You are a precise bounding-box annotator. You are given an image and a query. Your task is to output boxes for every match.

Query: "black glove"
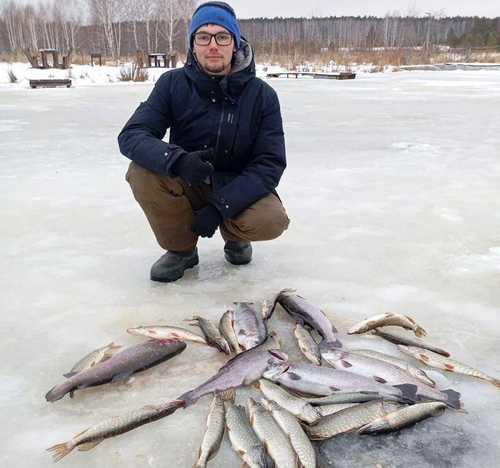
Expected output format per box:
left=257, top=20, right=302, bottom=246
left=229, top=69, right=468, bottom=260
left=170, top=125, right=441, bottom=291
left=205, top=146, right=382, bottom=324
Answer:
left=192, top=205, right=222, bottom=238
left=173, top=149, right=214, bottom=185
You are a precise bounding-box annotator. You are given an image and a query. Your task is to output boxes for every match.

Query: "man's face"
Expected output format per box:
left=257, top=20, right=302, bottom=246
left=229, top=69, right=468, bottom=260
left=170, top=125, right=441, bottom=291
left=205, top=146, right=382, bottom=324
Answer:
left=193, top=24, right=235, bottom=76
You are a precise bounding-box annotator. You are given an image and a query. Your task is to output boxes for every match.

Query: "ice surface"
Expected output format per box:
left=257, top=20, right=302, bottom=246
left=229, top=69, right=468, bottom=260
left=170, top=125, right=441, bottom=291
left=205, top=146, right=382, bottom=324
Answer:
left=1, top=70, right=499, bottom=467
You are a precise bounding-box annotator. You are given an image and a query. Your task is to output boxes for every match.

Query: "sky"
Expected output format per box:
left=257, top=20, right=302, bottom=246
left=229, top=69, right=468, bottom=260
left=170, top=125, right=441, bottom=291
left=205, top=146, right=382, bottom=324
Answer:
left=221, top=0, right=500, bottom=18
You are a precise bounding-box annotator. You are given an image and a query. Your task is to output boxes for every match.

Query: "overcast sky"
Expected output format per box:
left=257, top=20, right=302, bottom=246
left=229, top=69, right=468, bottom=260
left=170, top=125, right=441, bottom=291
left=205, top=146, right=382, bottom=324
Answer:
left=221, top=0, right=500, bottom=18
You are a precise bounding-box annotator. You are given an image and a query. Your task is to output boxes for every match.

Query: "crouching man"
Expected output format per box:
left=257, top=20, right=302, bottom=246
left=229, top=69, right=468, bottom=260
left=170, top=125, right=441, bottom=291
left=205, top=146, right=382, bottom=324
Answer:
left=118, top=1, right=289, bottom=282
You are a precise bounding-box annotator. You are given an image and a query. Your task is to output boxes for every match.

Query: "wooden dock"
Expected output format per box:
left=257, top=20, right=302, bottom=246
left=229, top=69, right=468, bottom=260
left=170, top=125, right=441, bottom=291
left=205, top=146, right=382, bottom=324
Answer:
left=29, top=79, right=72, bottom=89
left=266, top=71, right=356, bottom=80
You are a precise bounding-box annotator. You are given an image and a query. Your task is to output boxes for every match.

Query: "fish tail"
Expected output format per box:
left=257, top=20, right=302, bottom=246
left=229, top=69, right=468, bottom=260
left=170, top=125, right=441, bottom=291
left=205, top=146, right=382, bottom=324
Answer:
left=393, top=383, right=418, bottom=403
left=491, top=379, right=500, bottom=389
left=415, top=326, right=427, bottom=337
left=46, top=441, right=74, bottom=462
left=443, top=389, right=462, bottom=409
left=219, top=388, right=236, bottom=402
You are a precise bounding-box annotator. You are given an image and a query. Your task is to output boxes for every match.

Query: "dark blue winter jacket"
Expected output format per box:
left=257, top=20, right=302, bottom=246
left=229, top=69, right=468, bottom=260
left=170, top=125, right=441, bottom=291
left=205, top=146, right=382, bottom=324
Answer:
left=118, top=39, right=286, bottom=220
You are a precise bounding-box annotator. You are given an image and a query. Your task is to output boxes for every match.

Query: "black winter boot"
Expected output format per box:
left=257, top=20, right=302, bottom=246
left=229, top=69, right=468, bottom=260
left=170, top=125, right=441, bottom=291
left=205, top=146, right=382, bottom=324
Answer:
left=224, top=241, right=252, bottom=265
left=150, top=248, right=199, bottom=282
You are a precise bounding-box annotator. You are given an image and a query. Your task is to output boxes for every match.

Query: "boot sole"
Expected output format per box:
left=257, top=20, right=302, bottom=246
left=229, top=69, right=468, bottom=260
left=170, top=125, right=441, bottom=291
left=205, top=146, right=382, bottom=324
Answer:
left=224, top=252, right=252, bottom=266
left=150, top=255, right=199, bottom=283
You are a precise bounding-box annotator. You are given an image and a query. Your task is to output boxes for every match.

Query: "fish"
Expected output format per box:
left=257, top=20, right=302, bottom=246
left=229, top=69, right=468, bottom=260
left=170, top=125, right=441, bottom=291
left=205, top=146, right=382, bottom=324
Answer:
left=46, top=399, right=183, bottom=461
left=398, top=345, right=500, bottom=389
left=277, top=289, right=339, bottom=346
left=321, top=348, right=461, bottom=409
left=305, top=400, right=402, bottom=440
left=353, top=349, right=436, bottom=387
left=233, top=302, right=268, bottom=351
left=261, top=398, right=316, bottom=468
left=178, top=343, right=288, bottom=407
left=358, top=401, right=447, bottom=434
left=247, top=398, right=298, bottom=467
left=194, top=392, right=232, bottom=468
left=261, top=290, right=283, bottom=320
left=263, top=362, right=418, bottom=403
left=186, top=316, right=231, bottom=354
left=45, top=340, right=187, bottom=402
left=336, top=333, right=402, bottom=357
left=303, top=393, right=387, bottom=405
left=373, top=329, right=450, bottom=357
left=317, top=403, right=359, bottom=417
left=294, top=323, right=321, bottom=365
left=64, top=342, right=122, bottom=378
left=225, top=402, right=272, bottom=468
left=256, top=379, right=321, bottom=424
left=127, top=325, right=207, bottom=345
left=348, top=313, right=427, bottom=337
left=219, top=310, right=242, bottom=354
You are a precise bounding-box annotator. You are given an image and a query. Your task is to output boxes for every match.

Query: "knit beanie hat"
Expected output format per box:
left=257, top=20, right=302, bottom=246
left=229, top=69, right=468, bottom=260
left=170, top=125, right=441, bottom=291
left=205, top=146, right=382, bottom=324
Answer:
left=189, top=2, right=241, bottom=49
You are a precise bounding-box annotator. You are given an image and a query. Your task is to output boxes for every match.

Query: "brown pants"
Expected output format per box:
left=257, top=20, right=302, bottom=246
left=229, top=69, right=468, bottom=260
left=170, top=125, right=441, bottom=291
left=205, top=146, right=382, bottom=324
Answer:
left=126, top=162, right=290, bottom=252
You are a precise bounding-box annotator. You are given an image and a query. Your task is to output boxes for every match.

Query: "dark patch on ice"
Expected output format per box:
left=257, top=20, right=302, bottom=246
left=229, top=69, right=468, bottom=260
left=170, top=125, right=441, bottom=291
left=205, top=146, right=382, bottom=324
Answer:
left=316, top=419, right=473, bottom=468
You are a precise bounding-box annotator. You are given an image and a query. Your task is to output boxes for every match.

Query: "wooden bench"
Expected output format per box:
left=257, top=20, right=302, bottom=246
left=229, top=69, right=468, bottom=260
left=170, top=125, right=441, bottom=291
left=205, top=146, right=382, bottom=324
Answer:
left=29, top=79, right=72, bottom=89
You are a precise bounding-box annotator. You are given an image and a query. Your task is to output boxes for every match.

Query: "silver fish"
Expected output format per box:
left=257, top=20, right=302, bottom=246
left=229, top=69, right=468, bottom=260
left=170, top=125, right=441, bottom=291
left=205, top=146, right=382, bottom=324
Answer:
left=47, top=399, right=183, bottom=461
left=348, top=313, right=427, bottom=337
left=398, top=345, right=500, bottom=389
left=46, top=341, right=187, bottom=402
left=277, top=289, right=339, bottom=345
left=219, top=310, right=242, bottom=354
left=358, top=401, right=447, bottom=434
left=225, top=402, right=272, bottom=468
left=336, top=333, right=402, bottom=357
left=178, top=343, right=288, bottom=407
left=65, top=342, right=122, bottom=378
left=263, top=362, right=417, bottom=403
left=233, top=302, right=268, bottom=351
left=256, top=379, right=321, bottom=424
left=186, top=315, right=231, bottom=354
left=294, top=323, right=321, bottom=365
left=353, top=349, right=436, bottom=387
left=317, top=403, right=359, bottom=417
left=127, top=325, right=207, bottom=344
left=321, top=348, right=461, bottom=409
left=305, top=400, right=402, bottom=440
left=247, top=398, right=298, bottom=468
left=261, top=398, right=316, bottom=468
left=303, top=393, right=387, bottom=405
left=373, top=329, right=450, bottom=357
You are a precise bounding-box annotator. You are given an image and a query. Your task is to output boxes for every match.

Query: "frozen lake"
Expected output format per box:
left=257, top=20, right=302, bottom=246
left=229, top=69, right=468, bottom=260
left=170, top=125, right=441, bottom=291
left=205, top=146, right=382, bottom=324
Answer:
left=1, top=70, right=500, bottom=467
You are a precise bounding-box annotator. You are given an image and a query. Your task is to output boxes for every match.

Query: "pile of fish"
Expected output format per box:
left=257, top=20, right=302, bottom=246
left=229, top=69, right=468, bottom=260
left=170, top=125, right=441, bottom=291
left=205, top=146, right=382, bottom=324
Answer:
left=45, top=290, right=500, bottom=466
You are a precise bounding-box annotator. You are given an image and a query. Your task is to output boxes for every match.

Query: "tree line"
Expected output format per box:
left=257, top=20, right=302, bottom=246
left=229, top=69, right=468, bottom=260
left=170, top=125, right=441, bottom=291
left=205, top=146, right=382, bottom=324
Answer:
left=0, top=0, right=499, bottom=61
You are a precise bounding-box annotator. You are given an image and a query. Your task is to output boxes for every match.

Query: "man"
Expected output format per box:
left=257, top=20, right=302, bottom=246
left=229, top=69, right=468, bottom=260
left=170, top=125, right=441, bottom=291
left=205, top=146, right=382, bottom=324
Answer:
left=118, top=1, right=289, bottom=283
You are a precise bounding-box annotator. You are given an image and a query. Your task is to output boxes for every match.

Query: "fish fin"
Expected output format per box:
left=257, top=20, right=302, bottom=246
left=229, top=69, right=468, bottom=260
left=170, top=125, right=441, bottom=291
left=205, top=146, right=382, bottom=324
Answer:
left=69, top=391, right=74, bottom=398
left=340, top=359, right=353, bottom=368
left=491, top=379, right=500, bottom=389
left=220, top=388, right=236, bottom=402
left=46, top=442, right=74, bottom=462
left=373, top=376, right=387, bottom=384
left=111, top=371, right=133, bottom=383
left=63, top=372, right=78, bottom=379
left=393, top=383, right=418, bottom=403
left=77, top=440, right=102, bottom=451
left=443, top=389, right=462, bottom=409
left=415, top=326, right=427, bottom=337
left=444, top=363, right=455, bottom=371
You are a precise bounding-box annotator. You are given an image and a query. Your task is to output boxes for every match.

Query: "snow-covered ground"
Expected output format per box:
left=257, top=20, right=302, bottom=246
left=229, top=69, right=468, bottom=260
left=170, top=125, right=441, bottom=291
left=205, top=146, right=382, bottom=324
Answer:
left=1, top=70, right=500, bottom=467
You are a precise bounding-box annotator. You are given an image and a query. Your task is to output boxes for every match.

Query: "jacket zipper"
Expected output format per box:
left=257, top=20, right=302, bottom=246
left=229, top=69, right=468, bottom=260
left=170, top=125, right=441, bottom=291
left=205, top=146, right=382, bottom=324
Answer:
left=214, top=101, right=226, bottom=167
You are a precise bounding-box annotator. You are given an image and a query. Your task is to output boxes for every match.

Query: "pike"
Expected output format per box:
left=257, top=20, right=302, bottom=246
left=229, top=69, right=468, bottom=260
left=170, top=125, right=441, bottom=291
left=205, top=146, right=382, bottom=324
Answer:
left=398, top=345, right=500, bottom=389
left=178, top=343, right=288, bottom=407
left=294, top=323, right=321, bottom=365
left=256, top=379, right=321, bottom=424
left=276, top=289, right=340, bottom=346
left=45, top=341, right=187, bottom=402
left=247, top=398, right=298, bottom=468
left=261, top=398, right=316, bottom=468
left=358, top=401, right=447, bottom=434
left=321, top=348, right=461, bottom=409
left=348, top=313, right=427, bottom=337
left=305, top=400, right=402, bottom=440
left=47, top=399, right=184, bottom=462
left=127, top=325, right=207, bottom=345
left=317, top=403, right=359, bottom=417
left=219, top=310, right=241, bottom=354
left=373, top=329, right=450, bottom=357
left=263, top=362, right=418, bottom=403
left=232, top=302, right=268, bottom=351
left=186, top=315, right=231, bottom=354
left=225, top=402, right=272, bottom=468
left=353, top=349, right=436, bottom=387
left=64, top=342, right=122, bottom=378
left=303, top=393, right=387, bottom=405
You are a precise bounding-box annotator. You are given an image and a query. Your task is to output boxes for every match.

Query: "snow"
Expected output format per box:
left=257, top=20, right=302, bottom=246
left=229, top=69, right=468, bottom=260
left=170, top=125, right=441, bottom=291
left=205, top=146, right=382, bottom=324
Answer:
left=1, top=68, right=499, bottom=467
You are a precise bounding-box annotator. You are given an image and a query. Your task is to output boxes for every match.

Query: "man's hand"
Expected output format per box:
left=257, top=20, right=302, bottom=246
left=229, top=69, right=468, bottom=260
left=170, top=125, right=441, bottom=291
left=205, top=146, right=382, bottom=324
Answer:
left=192, top=205, right=222, bottom=238
left=173, top=149, right=214, bottom=185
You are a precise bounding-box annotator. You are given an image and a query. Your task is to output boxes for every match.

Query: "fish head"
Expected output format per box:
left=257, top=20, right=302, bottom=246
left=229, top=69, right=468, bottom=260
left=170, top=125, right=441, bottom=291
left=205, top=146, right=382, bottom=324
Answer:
left=126, top=326, right=150, bottom=338
left=267, top=349, right=288, bottom=363
left=262, top=361, right=290, bottom=381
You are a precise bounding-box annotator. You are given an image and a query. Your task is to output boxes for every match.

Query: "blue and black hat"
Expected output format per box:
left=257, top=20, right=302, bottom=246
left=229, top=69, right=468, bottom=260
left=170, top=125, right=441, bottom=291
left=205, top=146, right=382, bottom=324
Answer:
left=189, top=1, right=241, bottom=49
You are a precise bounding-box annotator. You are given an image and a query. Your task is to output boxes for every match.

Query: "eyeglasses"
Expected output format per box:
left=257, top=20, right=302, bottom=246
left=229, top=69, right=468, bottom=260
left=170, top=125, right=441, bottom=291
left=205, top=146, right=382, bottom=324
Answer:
left=194, top=32, right=233, bottom=46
